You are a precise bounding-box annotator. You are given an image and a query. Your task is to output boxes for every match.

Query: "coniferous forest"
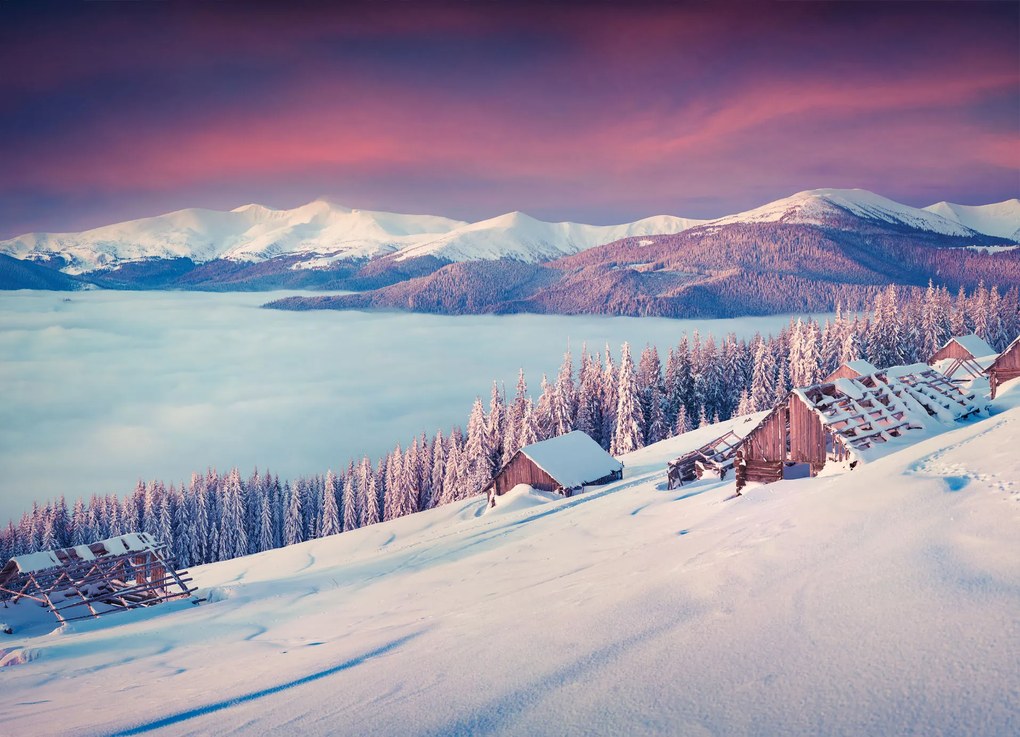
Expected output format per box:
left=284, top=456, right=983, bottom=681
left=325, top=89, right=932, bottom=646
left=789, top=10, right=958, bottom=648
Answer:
left=2, top=282, right=1017, bottom=571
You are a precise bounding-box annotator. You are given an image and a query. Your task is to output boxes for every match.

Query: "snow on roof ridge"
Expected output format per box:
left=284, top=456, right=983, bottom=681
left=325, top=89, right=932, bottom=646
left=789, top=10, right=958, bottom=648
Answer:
left=941, top=334, right=996, bottom=358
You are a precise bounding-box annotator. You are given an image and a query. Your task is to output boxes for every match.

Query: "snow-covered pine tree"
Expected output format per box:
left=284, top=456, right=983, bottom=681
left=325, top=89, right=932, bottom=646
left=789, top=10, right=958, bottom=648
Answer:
left=157, top=490, right=173, bottom=550
left=575, top=348, right=605, bottom=447
left=319, top=470, right=341, bottom=537
left=533, top=375, right=556, bottom=441
left=342, top=463, right=359, bottom=532
left=398, top=439, right=422, bottom=518
left=637, top=344, right=667, bottom=445
left=440, top=441, right=463, bottom=505
left=552, top=348, right=577, bottom=437
left=429, top=431, right=446, bottom=510
left=500, top=369, right=528, bottom=464
left=360, top=458, right=380, bottom=527
left=748, top=338, right=776, bottom=412
left=173, top=486, right=193, bottom=567
left=611, top=342, right=644, bottom=455
left=283, top=481, right=303, bottom=546
left=189, top=474, right=208, bottom=565
left=517, top=399, right=539, bottom=449
left=736, top=389, right=754, bottom=416
left=218, top=468, right=248, bottom=561
left=382, top=446, right=403, bottom=522
left=601, top=345, right=618, bottom=451
left=70, top=498, right=89, bottom=546
left=463, top=397, right=492, bottom=493
left=486, top=382, right=506, bottom=477
left=674, top=404, right=691, bottom=436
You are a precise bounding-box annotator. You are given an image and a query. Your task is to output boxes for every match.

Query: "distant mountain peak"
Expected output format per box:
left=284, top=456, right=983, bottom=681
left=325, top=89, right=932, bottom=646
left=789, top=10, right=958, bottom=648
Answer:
left=708, top=187, right=982, bottom=237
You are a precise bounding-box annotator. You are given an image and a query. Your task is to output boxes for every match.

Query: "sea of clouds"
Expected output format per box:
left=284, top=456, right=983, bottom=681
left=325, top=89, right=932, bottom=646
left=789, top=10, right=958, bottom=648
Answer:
left=0, top=290, right=813, bottom=522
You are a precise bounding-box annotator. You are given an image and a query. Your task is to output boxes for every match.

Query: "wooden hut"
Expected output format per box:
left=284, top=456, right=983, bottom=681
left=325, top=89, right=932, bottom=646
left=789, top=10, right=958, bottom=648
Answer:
left=988, top=335, right=1020, bottom=399
left=822, top=359, right=877, bottom=384
left=483, top=431, right=623, bottom=505
left=0, top=532, right=196, bottom=624
left=928, top=334, right=997, bottom=381
left=667, top=430, right=743, bottom=488
left=735, top=364, right=984, bottom=492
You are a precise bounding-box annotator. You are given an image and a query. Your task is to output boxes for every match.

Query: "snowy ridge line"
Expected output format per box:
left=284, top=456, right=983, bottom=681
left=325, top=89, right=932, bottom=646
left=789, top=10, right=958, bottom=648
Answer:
left=3, top=188, right=1017, bottom=275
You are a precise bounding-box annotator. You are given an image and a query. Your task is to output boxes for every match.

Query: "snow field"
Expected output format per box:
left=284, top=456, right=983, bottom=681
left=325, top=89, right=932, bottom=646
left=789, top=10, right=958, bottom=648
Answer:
left=1, top=400, right=1018, bottom=736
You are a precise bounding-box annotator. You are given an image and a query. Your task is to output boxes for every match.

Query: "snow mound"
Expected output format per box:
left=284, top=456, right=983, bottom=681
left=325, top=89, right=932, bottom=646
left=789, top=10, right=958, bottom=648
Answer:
left=484, top=484, right=561, bottom=515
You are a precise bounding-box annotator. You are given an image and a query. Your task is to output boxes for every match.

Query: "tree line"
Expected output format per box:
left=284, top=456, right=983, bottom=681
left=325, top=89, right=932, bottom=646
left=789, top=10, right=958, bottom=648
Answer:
left=2, top=281, right=1017, bottom=572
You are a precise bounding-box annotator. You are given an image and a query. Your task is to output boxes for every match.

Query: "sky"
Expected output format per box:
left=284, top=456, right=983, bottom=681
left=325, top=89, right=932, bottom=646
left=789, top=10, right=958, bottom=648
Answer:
left=0, top=0, right=1017, bottom=238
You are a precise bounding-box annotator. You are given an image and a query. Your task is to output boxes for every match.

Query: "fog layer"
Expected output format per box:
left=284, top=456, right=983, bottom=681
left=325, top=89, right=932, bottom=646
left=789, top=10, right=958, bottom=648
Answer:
left=0, top=291, right=807, bottom=521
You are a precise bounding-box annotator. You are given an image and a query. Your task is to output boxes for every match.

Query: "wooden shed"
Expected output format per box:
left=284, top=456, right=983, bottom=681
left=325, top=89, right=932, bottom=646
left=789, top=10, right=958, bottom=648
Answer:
left=929, top=334, right=997, bottom=381
left=0, top=532, right=196, bottom=624
left=735, top=364, right=984, bottom=492
left=988, top=335, right=1020, bottom=399
left=483, top=431, right=623, bottom=505
left=822, top=359, right=878, bottom=384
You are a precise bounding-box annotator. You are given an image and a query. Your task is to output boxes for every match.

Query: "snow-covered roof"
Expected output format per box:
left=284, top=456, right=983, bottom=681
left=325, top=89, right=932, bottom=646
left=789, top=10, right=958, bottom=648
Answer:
left=941, top=334, right=995, bottom=359
left=519, top=431, right=623, bottom=489
left=1, top=532, right=161, bottom=577
left=844, top=359, right=878, bottom=374
left=793, top=365, right=985, bottom=462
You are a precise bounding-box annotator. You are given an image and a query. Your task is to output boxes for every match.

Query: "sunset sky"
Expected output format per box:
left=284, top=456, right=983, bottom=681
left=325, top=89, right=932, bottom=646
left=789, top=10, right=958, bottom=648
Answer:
left=1, top=0, right=1017, bottom=238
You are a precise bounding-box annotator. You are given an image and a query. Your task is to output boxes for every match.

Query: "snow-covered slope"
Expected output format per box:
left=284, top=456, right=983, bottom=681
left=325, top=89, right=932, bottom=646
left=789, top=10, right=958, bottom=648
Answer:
left=709, top=188, right=987, bottom=237
left=923, top=199, right=1020, bottom=243
left=0, top=204, right=703, bottom=274
left=2, top=395, right=1018, bottom=736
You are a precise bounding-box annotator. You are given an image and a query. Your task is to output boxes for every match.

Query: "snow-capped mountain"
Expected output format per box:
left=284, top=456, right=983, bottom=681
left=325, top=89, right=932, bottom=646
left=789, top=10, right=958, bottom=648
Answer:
left=923, top=199, right=1020, bottom=243
left=706, top=188, right=989, bottom=237
left=395, top=211, right=706, bottom=262
left=2, top=188, right=1016, bottom=285
left=0, top=200, right=470, bottom=275
left=0, top=202, right=703, bottom=275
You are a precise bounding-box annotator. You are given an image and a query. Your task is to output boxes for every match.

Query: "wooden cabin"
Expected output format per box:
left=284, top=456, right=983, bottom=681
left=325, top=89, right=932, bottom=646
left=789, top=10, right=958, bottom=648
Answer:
left=822, top=359, right=877, bottom=384
left=735, top=364, right=984, bottom=492
left=483, top=431, right=623, bottom=505
left=0, top=532, right=196, bottom=624
left=988, top=335, right=1020, bottom=399
left=929, top=334, right=997, bottom=381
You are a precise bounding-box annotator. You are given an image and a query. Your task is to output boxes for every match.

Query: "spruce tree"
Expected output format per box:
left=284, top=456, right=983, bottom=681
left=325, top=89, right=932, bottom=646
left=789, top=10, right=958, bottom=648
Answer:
left=319, top=470, right=341, bottom=537
left=611, top=342, right=644, bottom=455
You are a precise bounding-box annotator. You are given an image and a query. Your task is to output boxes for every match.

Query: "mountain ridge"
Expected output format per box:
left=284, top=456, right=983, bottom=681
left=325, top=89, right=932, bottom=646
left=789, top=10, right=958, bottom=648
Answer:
left=3, top=188, right=1017, bottom=280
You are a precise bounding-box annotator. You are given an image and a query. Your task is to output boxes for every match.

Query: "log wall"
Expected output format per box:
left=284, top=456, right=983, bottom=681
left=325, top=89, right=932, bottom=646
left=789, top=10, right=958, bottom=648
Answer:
left=929, top=340, right=977, bottom=363
left=788, top=393, right=827, bottom=474
left=989, top=340, right=1020, bottom=399
left=490, top=452, right=560, bottom=497
left=742, top=406, right=787, bottom=463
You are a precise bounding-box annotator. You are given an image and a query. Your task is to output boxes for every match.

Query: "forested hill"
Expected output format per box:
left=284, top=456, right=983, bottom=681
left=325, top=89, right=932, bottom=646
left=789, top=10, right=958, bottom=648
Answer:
left=0, top=254, right=83, bottom=291
left=266, top=222, right=1020, bottom=318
